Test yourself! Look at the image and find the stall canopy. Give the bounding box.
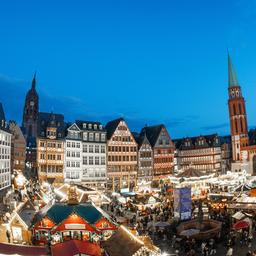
[233,219,250,230]
[51,240,102,256]
[232,211,246,220]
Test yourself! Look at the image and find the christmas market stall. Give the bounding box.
[30,186,117,245]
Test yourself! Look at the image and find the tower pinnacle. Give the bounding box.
[228,53,239,87]
[31,71,36,90]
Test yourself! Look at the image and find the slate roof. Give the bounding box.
[133,132,151,149]
[140,124,165,147]
[76,120,104,131]
[105,117,124,140]
[37,112,65,138]
[173,134,220,150]
[0,102,9,132]
[0,102,6,121]
[32,202,113,227]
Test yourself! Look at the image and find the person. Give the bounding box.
[226,247,233,256]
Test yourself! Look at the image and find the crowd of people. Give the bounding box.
[106,185,256,256]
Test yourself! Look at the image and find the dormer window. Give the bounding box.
[94,124,97,130]
[99,125,102,130]
[83,123,87,129]
[88,124,92,129]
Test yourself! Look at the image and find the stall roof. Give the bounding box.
[0,243,47,256]
[51,240,101,256]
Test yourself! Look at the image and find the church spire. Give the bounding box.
[31,71,36,90]
[228,53,239,87]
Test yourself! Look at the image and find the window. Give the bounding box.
[101,145,105,153]
[88,124,92,129]
[101,134,106,141]
[94,124,97,130]
[83,156,87,165]
[83,144,87,153]
[67,151,71,157]
[95,156,99,165]
[57,155,61,160]
[71,162,75,167]
[76,162,80,167]
[67,142,71,147]
[101,156,105,165]
[89,133,94,141]
[95,145,99,153]
[83,123,87,129]
[76,152,80,158]
[89,145,93,153]
[72,152,75,157]
[95,133,99,141]
[83,132,87,140]
[89,156,93,165]
[72,142,75,148]
[76,142,80,148]
[57,143,62,148]
[233,104,236,115]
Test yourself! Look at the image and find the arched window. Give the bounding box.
[240,118,244,133]
[237,153,240,160]
[239,103,242,114]
[235,120,238,133]
[233,104,236,115]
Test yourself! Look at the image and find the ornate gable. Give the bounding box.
[68,123,80,132]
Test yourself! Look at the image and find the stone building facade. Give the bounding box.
[0,103,11,191]
[64,121,107,189]
[106,118,138,191]
[37,112,65,185]
[9,121,26,173]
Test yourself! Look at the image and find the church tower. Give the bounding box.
[22,73,39,139]
[227,53,249,163]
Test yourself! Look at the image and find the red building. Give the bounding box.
[227,53,249,171]
[31,202,117,246]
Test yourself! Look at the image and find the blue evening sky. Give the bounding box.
[0,0,256,138]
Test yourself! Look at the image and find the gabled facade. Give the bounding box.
[106,118,138,191]
[174,134,222,174]
[142,125,174,179]
[64,121,107,189]
[0,103,11,191]
[9,121,26,173]
[134,132,153,183]
[37,112,65,185]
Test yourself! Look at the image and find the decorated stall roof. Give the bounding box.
[32,202,115,227]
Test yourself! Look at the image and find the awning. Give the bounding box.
[233,220,250,230]
[51,240,101,256]
[232,211,245,220]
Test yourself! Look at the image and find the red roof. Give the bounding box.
[0,243,47,256]
[51,240,102,256]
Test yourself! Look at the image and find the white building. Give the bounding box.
[64,121,107,189]
[0,103,11,191]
